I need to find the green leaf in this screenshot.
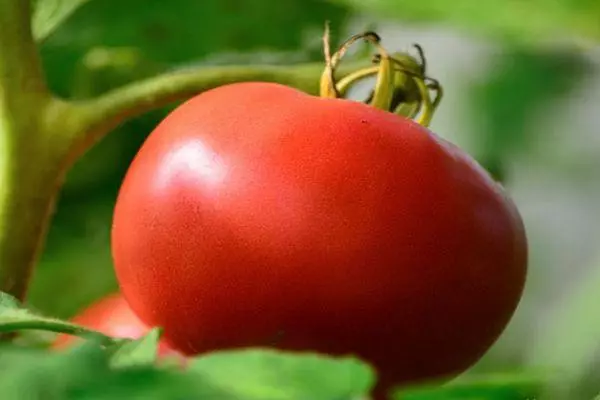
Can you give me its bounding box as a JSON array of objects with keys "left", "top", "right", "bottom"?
[
  {"left": 393, "top": 372, "right": 547, "bottom": 400},
  {"left": 109, "top": 328, "right": 161, "bottom": 368},
  {"left": 329, "top": 0, "right": 600, "bottom": 45},
  {"left": 0, "top": 341, "right": 108, "bottom": 399},
  {"left": 31, "top": 0, "right": 93, "bottom": 42},
  {"left": 76, "top": 368, "right": 225, "bottom": 400},
  {"left": 0, "top": 341, "right": 224, "bottom": 400},
  {"left": 188, "top": 348, "right": 376, "bottom": 400}
]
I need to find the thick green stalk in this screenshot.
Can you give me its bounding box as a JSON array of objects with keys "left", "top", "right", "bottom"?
[
  {"left": 67, "top": 62, "right": 362, "bottom": 161},
  {"left": 0, "top": 0, "right": 64, "bottom": 301}
]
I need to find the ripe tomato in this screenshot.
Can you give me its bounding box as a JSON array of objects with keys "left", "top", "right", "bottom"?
[
  {"left": 111, "top": 82, "right": 527, "bottom": 395},
  {"left": 53, "top": 293, "right": 179, "bottom": 358}
]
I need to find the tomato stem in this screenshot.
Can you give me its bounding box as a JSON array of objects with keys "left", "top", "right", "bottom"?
[
  {"left": 0, "top": 0, "right": 72, "bottom": 302},
  {"left": 319, "top": 29, "right": 444, "bottom": 127},
  {"left": 0, "top": 320, "right": 118, "bottom": 347}
]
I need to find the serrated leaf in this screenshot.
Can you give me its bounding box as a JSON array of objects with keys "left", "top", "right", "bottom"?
[
  {"left": 31, "top": 0, "right": 92, "bottom": 42},
  {"left": 0, "top": 341, "right": 109, "bottom": 399},
  {"left": 188, "top": 348, "right": 376, "bottom": 400},
  {"left": 109, "top": 328, "right": 161, "bottom": 368},
  {"left": 74, "top": 368, "right": 223, "bottom": 400},
  {"left": 0, "top": 341, "right": 222, "bottom": 400}
]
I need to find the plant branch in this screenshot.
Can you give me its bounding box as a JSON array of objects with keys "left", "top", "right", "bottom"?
[
  {"left": 0, "top": 0, "right": 59, "bottom": 302},
  {"left": 0, "top": 0, "right": 48, "bottom": 100},
  {"left": 67, "top": 61, "right": 364, "bottom": 159},
  {"left": 0, "top": 320, "right": 117, "bottom": 347}
]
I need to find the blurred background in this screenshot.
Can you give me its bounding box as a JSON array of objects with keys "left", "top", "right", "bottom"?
[{"left": 31, "top": 0, "right": 600, "bottom": 397}]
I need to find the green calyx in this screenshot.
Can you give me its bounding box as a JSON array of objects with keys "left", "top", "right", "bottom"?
[{"left": 319, "top": 27, "right": 443, "bottom": 128}]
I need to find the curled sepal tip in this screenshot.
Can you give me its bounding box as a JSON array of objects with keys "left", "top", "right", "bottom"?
[{"left": 319, "top": 28, "right": 443, "bottom": 128}]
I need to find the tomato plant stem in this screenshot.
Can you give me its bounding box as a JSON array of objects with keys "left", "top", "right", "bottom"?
[
  {"left": 0, "top": 0, "right": 48, "bottom": 99},
  {"left": 67, "top": 62, "right": 363, "bottom": 161},
  {"left": 0, "top": 0, "right": 62, "bottom": 301},
  {"left": 0, "top": 320, "right": 117, "bottom": 346}
]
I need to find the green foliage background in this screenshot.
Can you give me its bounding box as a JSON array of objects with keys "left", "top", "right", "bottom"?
[{"left": 22, "top": 0, "right": 600, "bottom": 398}]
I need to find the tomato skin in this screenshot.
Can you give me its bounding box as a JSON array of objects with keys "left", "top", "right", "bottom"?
[
  {"left": 53, "top": 293, "right": 178, "bottom": 358},
  {"left": 111, "top": 82, "right": 527, "bottom": 394}
]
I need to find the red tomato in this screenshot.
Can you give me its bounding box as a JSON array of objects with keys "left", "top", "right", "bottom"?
[
  {"left": 53, "top": 293, "right": 179, "bottom": 358},
  {"left": 111, "top": 82, "right": 527, "bottom": 395}
]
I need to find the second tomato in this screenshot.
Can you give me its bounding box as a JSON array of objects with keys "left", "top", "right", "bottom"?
[{"left": 53, "top": 292, "right": 179, "bottom": 358}]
